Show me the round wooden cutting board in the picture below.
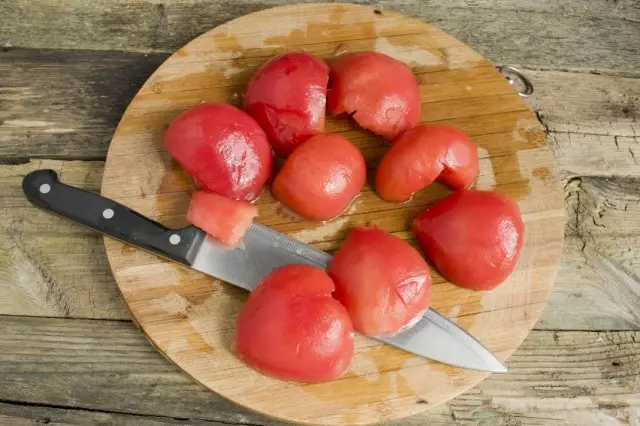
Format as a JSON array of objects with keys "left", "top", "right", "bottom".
[{"left": 101, "top": 3, "right": 565, "bottom": 425}]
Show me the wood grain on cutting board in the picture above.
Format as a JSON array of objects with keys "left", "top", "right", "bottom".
[{"left": 101, "top": 3, "right": 565, "bottom": 425}]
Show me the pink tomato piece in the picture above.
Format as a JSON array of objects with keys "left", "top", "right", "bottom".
[
  {"left": 327, "top": 226, "right": 432, "bottom": 337},
  {"left": 327, "top": 51, "right": 421, "bottom": 140},
  {"left": 235, "top": 265, "right": 354, "bottom": 382},
  {"left": 272, "top": 134, "right": 366, "bottom": 221},
  {"left": 186, "top": 190, "right": 258, "bottom": 247},
  {"left": 413, "top": 190, "right": 524, "bottom": 291},
  {"left": 164, "top": 103, "right": 273, "bottom": 202},
  {"left": 376, "top": 125, "right": 479, "bottom": 202},
  {"left": 244, "top": 52, "right": 329, "bottom": 157}
]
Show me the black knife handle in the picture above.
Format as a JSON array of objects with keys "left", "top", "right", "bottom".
[{"left": 22, "top": 169, "right": 205, "bottom": 265}]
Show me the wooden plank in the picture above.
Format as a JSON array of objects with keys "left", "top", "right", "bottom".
[
  {"left": 0, "top": 316, "right": 637, "bottom": 425},
  {"left": 0, "top": 401, "right": 451, "bottom": 426},
  {"left": 537, "top": 177, "right": 640, "bottom": 331},
  {"left": 3, "top": 159, "right": 640, "bottom": 331},
  {"left": 0, "top": 402, "right": 453, "bottom": 426},
  {"left": 0, "top": 316, "right": 278, "bottom": 426},
  {"left": 529, "top": 70, "right": 640, "bottom": 137},
  {"left": 2, "top": 49, "right": 638, "bottom": 159},
  {"left": 566, "top": 176, "right": 640, "bottom": 241},
  {"left": 447, "top": 329, "right": 640, "bottom": 425},
  {"left": 0, "top": 49, "right": 167, "bottom": 159},
  {"left": 0, "top": 0, "right": 638, "bottom": 73},
  {"left": 540, "top": 237, "right": 640, "bottom": 331},
  {"left": 551, "top": 133, "right": 640, "bottom": 180},
  {"left": 0, "top": 402, "right": 239, "bottom": 426},
  {"left": 0, "top": 160, "right": 129, "bottom": 320},
  {"left": 530, "top": 69, "right": 640, "bottom": 183}
]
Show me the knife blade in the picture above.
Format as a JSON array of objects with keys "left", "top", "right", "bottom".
[{"left": 23, "top": 169, "right": 506, "bottom": 373}]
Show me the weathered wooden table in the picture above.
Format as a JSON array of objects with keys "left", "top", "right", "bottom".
[{"left": 1, "top": 1, "right": 639, "bottom": 424}]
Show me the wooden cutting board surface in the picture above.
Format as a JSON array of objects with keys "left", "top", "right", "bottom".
[{"left": 101, "top": 3, "right": 565, "bottom": 425}]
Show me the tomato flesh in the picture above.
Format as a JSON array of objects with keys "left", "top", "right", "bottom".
[
  {"left": 376, "top": 125, "right": 478, "bottom": 202},
  {"left": 272, "top": 134, "right": 366, "bottom": 221},
  {"left": 327, "top": 52, "right": 421, "bottom": 140},
  {"left": 328, "top": 226, "right": 432, "bottom": 336},
  {"left": 164, "top": 103, "right": 273, "bottom": 202},
  {"left": 413, "top": 190, "right": 524, "bottom": 290},
  {"left": 235, "top": 265, "right": 354, "bottom": 382},
  {"left": 186, "top": 190, "right": 258, "bottom": 247},
  {"left": 244, "top": 52, "right": 329, "bottom": 157}
]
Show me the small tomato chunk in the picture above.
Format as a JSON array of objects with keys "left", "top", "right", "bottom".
[
  {"left": 244, "top": 52, "right": 329, "bottom": 157},
  {"left": 164, "top": 103, "right": 273, "bottom": 201},
  {"left": 235, "top": 265, "right": 354, "bottom": 382},
  {"left": 186, "top": 190, "right": 258, "bottom": 247},
  {"left": 376, "top": 125, "right": 479, "bottom": 202},
  {"left": 272, "top": 134, "right": 366, "bottom": 221},
  {"left": 413, "top": 190, "right": 524, "bottom": 290},
  {"left": 327, "top": 52, "right": 421, "bottom": 140},
  {"left": 328, "top": 226, "right": 432, "bottom": 337}
]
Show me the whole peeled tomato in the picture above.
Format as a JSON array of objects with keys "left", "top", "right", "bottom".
[
  {"left": 164, "top": 103, "right": 273, "bottom": 201},
  {"left": 327, "top": 51, "right": 421, "bottom": 140},
  {"left": 235, "top": 264, "right": 354, "bottom": 383},
  {"left": 413, "top": 190, "right": 524, "bottom": 290},
  {"left": 327, "top": 226, "right": 432, "bottom": 337},
  {"left": 244, "top": 52, "right": 329, "bottom": 157},
  {"left": 272, "top": 134, "right": 366, "bottom": 221},
  {"left": 376, "top": 125, "right": 478, "bottom": 202}
]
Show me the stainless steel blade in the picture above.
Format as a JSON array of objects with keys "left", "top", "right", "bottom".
[
  {"left": 378, "top": 309, "right": 507, "bottom": 373},
  {"left": 191, "top": 223, "right": 507, "bottom": 373},
  {"left": 191, "top": 223, "right": 330, "bottom": 291}
]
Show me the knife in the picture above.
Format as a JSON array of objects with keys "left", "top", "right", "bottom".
[{"left": 22, "top": 169, "right": 506, "bottom": 373}]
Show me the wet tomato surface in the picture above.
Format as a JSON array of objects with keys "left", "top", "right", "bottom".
[
  {"left": 164, "top": 103, "right": 273, "bottom": 202},
  {"left": 244, "top": 52, "right": 329, "bottom": 157},
  {"left": 235, "top": 264, "right": 354, "bottom": 382},
  {"left": 327, "top": 52, "right": 421, "bottom": 140},
  {"left": 272, "top": 134, "right": 366, "bottom": 221},
  {"left": 328, "top": 226, "right": 432, "bottom": 336},
  {"left": 413, "top": 190, "right": 524, "bottom": 290},
  {"left": 186, "top": 190, "right": 258, "bottom": 247},
  {"left": 376, "top": 125, "right": 478, "bottom": 202}
]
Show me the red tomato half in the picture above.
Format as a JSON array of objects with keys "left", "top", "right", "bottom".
[
  {"left": 413, "top": 190, "right": 524, "bottom": 290},
  {"left": 235, "top": 265, "right": 354, "bottom": 383},
  {"left": 327, "top": 52, "right": 421, "bottom": 140},
  {"left": 186, "top": 191, "right": 258, "bottom": 247},
  {"left": 376, "top": 125, "right": 479, "bottom": 202},
  {"left": 244, "top": 52, "right": 329, "bottom": 157},
  {"left": 164, "top": 103, "right": 273, "bottom": 201},
  {"left": 328, "top": 226, "right": 432, "bottom": 336},
  {"left": 272, "top": 134, "right": 366, "bottom": 221}
]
